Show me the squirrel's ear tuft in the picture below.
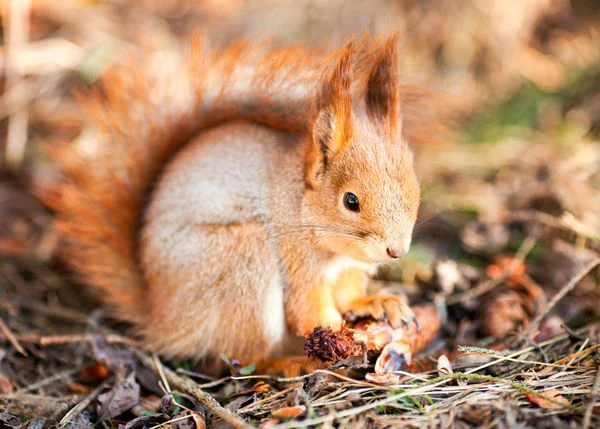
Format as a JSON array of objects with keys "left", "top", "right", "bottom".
[
  {"left": 366, "top": 35, "right": 400, "bottom": 138},
  {"left": 307, "top": 42, "right": 354, "bottom": 186}
]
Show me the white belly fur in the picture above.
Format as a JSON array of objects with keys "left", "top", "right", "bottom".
[{"left": 323, "top": 256, "right": 377, "bottom": 284}]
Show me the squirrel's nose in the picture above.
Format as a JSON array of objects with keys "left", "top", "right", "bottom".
[
  {"left": 385, "top": 238, "right": 411, "bottom": 259},
  {"left": 386, "top": 247, "right": 405, "bottom": 259}
]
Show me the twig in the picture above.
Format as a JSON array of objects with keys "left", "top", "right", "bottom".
[
  {"left": 237, "top": 382, "right": 303, "bottom": 413},
  {"left": 135, "top": 352, "right": 252, "bottom": 429},
  {"left": 583, "top": 349, "right": 600, "bottom": 429},
  {"left": 9, "top": 368, "right": 78, "bottom": 396},
  {"left": 2, "top": 0, "right": 31, "bottom": 169},
  {"left": 8, "top": 333, "right": 141, "bottom": 347},
  {"left": 526, "top": 258, "right": 600, "bottom": 339},
  {"left": 57, "top": 382, "right": 107, "bottom": 428},
  {"left": 153, "top": 353, "right": 172, "bottom": 393},
  {"left": 447, "top": 235, "right": 537, "bottom": 305},
  {"left": 507, "top": 211, "right": 600, "bottom": 245},
  {"left": 0, "top": 316, "right": 27, "bottom": 355},
  {"left": 149, "top": 413, "right": 194, "bottom": 429},
  {"left": 176, "top": 368, "right": 219, "bottom": 381}
]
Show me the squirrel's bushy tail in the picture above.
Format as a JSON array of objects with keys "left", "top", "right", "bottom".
[{"left": 40, "top": 35, "right": 448, "bottom": 325}]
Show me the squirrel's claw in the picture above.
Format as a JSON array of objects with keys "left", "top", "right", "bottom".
[
  {"left": 386, "top": 297, "right": 416, "bottom": 329},
  {"left": 346, "top": 294, "right": 414, "bottom": 329}
]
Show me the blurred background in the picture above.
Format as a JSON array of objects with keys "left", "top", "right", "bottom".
[{"left": 0, "top": 0, "right": 599, "bottom": 347}]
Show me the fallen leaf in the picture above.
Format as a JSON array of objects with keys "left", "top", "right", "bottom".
[
  {"left": 437, "top": 354, "right": 453, "bottom": 376},
  {"left": 26, "top": 419, "right": 45, "bottom": 429},
  {"left": 458, "top": 405, "right": 493, "bottom": 425},
  {"left": 79, "top": 362, "right": 110, "bottom": 383},
  {"left": 0, "top": 413, "right": 21, "bottom": 428},
  {"left": 271, "top": 405, "right": 306, "bottom": 419},
  {"left": 251, "top": 381, "right": 272, "bottom": 394},
  {"left": 0, "top": 373, "right": 13, "bottom": 394},
  {"left": 170, "top": 412, "right": 195, "bottom": 429},
  {"left": 486, "top": 256, "right": 526, "bottom": 281},
  {"left": 97, "top": 372, "right": 140, "bottom": 418},
  {"left": 525, "top": 389, "right": 571, "bottom": 409},
  {"left": 479, "top": 291, "right": 529, "bottom": 337},
  {"left": 434, "top": 259, "right": 466, "bottom": 295},
  {"left": 138, "top": 394, "right": 162, "bottom": 413},
  {"left": 92, "top": 337, "right": 134, "bottom": 373},
  {"left": 68, "top": 382, "right": 92, "bottom": 395},
  {"left": 535, "top": 315, "right": 565, "bottom": 342},
  {"left": 365, "top": 372, "right": 403, "bottom": 385},
  {"left": 63, "top": 411, "right": 94, "bottom": 429},
  {"left": 190, "top": 411, "right": 206, "bottom": 429}
]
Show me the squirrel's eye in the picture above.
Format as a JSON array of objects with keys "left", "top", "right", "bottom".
[{"left": 343, "top": 192, "right": 360, "bottom": 212}]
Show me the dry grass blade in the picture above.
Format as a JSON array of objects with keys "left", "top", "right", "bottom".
[
  {"left": 11, "top": 333, "right": 141, "bottom": 347},
  {"left": 0, "top": 316, "right": 27, "bottom": 356},
  {"left": 526, "top": 258, "right": 600, "bottom": 338},
  {"left": 9, "top": 369, "right": 78, "bottom": 396}
]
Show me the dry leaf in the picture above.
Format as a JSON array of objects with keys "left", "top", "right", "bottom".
[
  {"left": 479, "top": 291, "right": 529, "bottom": 337},
  {"left": 138, "top": 395, "right": 162, "bottom": 414},
  {"left": 190, "top": 412, "right": 206, "bottom": 429},
  {"left": 251, "top": 381, "right": 272, "bottom": 394},
  {"left": 170, "top": 412, "right": 196, "bottom": 429},
  {"left": 79, "top": 362, "right": 110, "bottom": 383},
  {"left": 97, "top": 372, "right": 140, "bottom": 418},
  {"left": 271, "top": 405, "right": 306, "bottom": 419},
  {"left": 525, "top": 389, "right": 571, "bottom": 409},
  {"left": 0, "top": 373, "right": 13, "bottom": 394},
  {"left": 434, "top": 260, "right": 466, "bottom": 295},
  {"left": 437, "top": 354, "right": 453, "bottom": 376},
  {"left": 68, "top": 382, "right": 92, "bottom": 395},
  {"left": 365, "top": 372, "right": 403, "bottom": 385},
  {"left": 486, "top": 256, "right": 526, "bottom": 281}
]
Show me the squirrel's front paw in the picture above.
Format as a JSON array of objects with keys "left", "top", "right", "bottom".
[
  {"left": 315, "top": 308, "right": 344, "bottom": 332},
  {"left": 297, "top": 308, "right": 343, "bottom": 335},
  {"left": 345, "top": 294, "right": 415, "bottom": 328}
]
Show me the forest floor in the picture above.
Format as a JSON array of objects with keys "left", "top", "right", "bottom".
[{"left": 1, "top": 1, "right": 600, "bottom": 428}]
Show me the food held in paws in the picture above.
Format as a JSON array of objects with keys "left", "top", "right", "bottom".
[{"left": 305, "top": 304, "right": 441, "bottom": 374}]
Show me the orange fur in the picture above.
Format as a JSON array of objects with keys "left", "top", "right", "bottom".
[{"left": 40, "top": 34, "right": 444, "bottom": 370}]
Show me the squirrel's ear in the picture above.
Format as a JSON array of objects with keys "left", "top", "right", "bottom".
[
  {"left": 366, "top": 35, "right": 400, "bottom": 138},
  {"left": 307, "top": 43, "right": 354, "bottom": 186}
]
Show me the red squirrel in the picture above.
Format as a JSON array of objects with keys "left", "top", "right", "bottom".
[{"left": 42, "top": 34, "right": 442, "bottom": 373}]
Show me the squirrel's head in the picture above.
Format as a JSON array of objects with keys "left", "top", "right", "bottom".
[{"left": 303, "top": 37, "right": 420, "bottom": 264}]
